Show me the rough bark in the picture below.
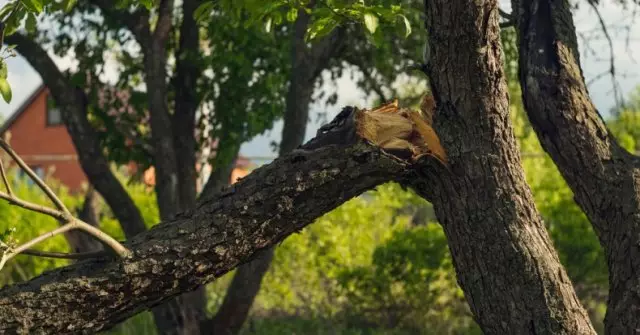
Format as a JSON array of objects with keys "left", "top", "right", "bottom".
[
  {"left": 209, "top": 9, "right": 347, "bottom": 334},
  {"left": 140, "top": 0, "right": 181, "bottom": 222},
  {"left": 510, "top": 0, "right": 640, "bottom": 332},
  {"left": 5, "top": 33, "right": 147, "bottom": 239},
  {"left": 416, "top": 0, "right": 596, "bottom": 333},
  {"left": 172, "top": 0, "right": 201, "bottom": 212},
  {"left": 0, "top": 117, "right": 410, "bottom": 333}
]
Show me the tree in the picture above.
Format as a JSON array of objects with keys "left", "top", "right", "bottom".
[
  {"left": 511, "top": 0, "right": 640, "bottom": 332},
  {"left": 1, "top": 0, "right": 426, "bottom": 333},
  {"left": 1, "top": 0, "right": 639, "bottom": 334}
]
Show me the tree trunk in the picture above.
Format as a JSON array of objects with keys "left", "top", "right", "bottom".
[
  {"left": 415, "top": 0, "right": 596, "bottom": 333},
  {"left": 510, "top": 0, "right": 640, "bottom": 332},
  {"left": 0, "top": 111, "right": 410, "bottom": 332},
  {"left": 64, "top": 187, "right": 104, "bottom": 253},
  {"left": 209, "top": 8, "right": 346, "bottom": 334},
  {"left": 4, "top": 34, "right": 148, "bottom": 239}
]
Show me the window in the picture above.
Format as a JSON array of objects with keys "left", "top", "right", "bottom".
[
  {"left": 16, "top": 166, "right": 45, "bottom": 187},
  {"left": 46, "top": 95, "right": 62, "bottom": 126}
]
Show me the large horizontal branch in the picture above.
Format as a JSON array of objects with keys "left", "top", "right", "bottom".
[{"left": 0, "top": 104, "right": 439, "bottom": 333}]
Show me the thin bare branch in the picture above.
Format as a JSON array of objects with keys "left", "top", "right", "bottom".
[
  {"left": 0, "top": 140, "right": 131, "bottom": 271},
  {"left": 0, "top": 223, "right": 77, "bottom": 270},
  {"left": 587, "top": 0, "right": 624, "bottom": 109},
  {"left": 0, "top": 157, "right": 12, "bottom": 196},
  {"left": 499, "top": 8, "right": 513, "bottom": 20},
  {"left": 0, "top": 191, "right": 66, "bottom": 220},
  {"left": 0, "top": 139, "right": 70, "bottom": 215}
]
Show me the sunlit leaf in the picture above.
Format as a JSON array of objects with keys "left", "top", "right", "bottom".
[
  {"left": 0, "top": 61, "right": 7, "bottom": 79},
  {"left": 25, "top": 12, "right": 37, "bottom": 33},
  {"left": 193, "top": 1, "right": 214, "bottom": 22},
  {"left": 286, "top": 7, "right": 298, "bottom": 22},
  {"left": 63, "top": 0, "right": 77, "bottom": 12},
  {"left": 21, "top": 0, "right": 43, "bottom": 13},
  {"left": 265, "top": 16, "right": 273, "bottom": 33},
  {"left": 363, "top": 12, "right": 379, "bottom": 34},
  {"left": 398, "top": 14, "right": 411, "bottom": 38},
  {"left": 0, "top": 78, "right": 12, "bottom": 103}
]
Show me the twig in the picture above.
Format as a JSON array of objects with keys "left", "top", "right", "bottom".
[
  {"left": 0, "top": 139, "right": 131, "bottom": 271},
  {"left": 0, "top": 139, "right": 70, "bottom": 214},
  {"left": 587, "top": 0, "right": 624, "bottom": 109},
  {"left": 498, "top": 8, "right": 513, "bottom": 21},
  {"left": 0, "top": 191, "right": 66, "bottom": 220},
  {"left": 0, "top": 157, "right": 13, "bottom": 196}
]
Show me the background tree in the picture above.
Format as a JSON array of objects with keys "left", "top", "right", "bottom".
[{"left": 1, "top": 0, "right": 640, "bottom": 334}]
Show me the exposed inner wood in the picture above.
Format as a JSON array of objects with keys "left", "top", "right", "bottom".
[{"left": 355, "top": 96, "right": 447, "bottom": 165}]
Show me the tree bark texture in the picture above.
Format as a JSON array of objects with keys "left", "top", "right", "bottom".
[
  {"left": 209, "top": 8, "right": 347, "bottom": 334},
  {"left": 0, "top": 125, "right": 409, "bottom": 333},
  {"left": 511, "top": 0, "right": 640, "bottom": 332},
  {"left": 418, "top": 0, "right": 595, "bottom": 333},
  {"left": 172, "top": 0, "right": 201, "bottom": 213},
  {"left": 106, "top": 0, "right": 211, "bottom": 332}
]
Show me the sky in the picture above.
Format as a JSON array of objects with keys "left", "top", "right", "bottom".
[{"left": 1, "top": 0, "right": 639, "bottom": 162}]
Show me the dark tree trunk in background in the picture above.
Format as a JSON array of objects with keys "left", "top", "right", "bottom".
[
  {"left": 11, "top": 1, "right": 210, "bottom": 331},
  {"left": 414, "top": 0, "right": 596, "bottom": 333},
  {"left": 511, "top": 0, "right": 640, "bottom": 332},
  {"left": 64, "top": 187, "right": 104, "bottom": 253},
  {"left": 209, "top": 8, "right": 346, "bottom": 334},
  {"left": 5, "top": 34, "right": 148, "bottom": 239}
]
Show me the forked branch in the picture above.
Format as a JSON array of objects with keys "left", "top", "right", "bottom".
[{"left": 0, "top": 139, "right": 130, "bottom": 271}]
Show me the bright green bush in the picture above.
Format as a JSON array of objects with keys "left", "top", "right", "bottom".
[{"left": 0, "top": 164, "right": 82, "bottom": 285}]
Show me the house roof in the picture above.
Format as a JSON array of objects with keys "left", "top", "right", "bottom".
[{"left": 0, "top": 83, "right": 46, "bottom": 135}]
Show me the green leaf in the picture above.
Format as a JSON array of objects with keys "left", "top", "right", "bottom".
[
  {"left": 363, "top": 12, "right": 379, "bottom": 34},
  {"left": 286, "top": 7, "right": 298, "bottom": 22},
  {"left": 193, "top": 1, "right": 215, "bottom": 23},
  {"left": 0, "top": 78, "right": 12, "bottom": 103},
  {"left": 21, "top": 0, "right": 43, "bottom": 13},
  {"left": 140, "top": 0, "right": 155, "bottom": 10},
  {"left": 0, "top": 61, "right": 7, "bottom": 79},
  {"left": 63, "top": 0, "right": 77, "bottom": 12},
  {"left": 306, "top": 16, "right": 338, "bottom": 41},
  {"left": 397, "top": 14, "right": 411, "bottom": 38},
  {"left": 25, "top": 12, "right": 37, "bottom": 33},
  {"left": 0, "top": 2, "right": 15, "bottom": 20},
  {"left": 264, "top": 16, "right": 272, "bottom": 33}
]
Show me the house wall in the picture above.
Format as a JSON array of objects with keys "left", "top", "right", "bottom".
[
  {"left": 2, "top": 89, "right": 88, "bottom": 192},
  {"left": 3, "top": 87, "right": 252, "bottom": 195}
]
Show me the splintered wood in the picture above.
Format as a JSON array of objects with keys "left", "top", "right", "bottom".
[{"left": 355, "top": 96, "right": 447, "bottom": 166}]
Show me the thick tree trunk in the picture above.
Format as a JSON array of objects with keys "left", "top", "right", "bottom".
[
  {"left": 209, "top": 9, "right": 346, "bottom": 334},
  {"left": 510, "top": 0, "right": 640, "bottom": 332},
  {"left": 0, "top": 111, "right": 411, "bottom": 332},
  {"left": 416, "top": 0, "right": 595, "bottom": 333}
]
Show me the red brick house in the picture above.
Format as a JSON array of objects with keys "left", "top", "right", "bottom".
[
  {"left": 1, "top": 84, "right": 251, "bottom": 193},
  {"left": 0, "top": 85, "right": 86, "bottom": 191}
]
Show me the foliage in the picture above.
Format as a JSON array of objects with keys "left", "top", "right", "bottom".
[{"left": 194, "top": 0, "right": 416, "bottom": 43}]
